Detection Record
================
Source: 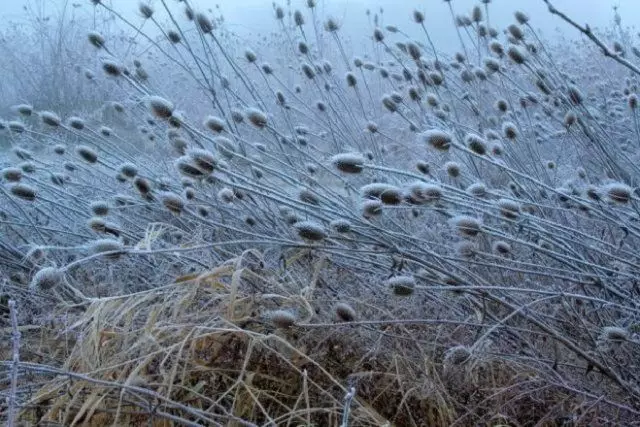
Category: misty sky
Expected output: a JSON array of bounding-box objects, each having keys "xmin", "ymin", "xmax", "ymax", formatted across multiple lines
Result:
[{"xmin": 0, "ymin": 0, "xmax": 634, "ymax": 53}]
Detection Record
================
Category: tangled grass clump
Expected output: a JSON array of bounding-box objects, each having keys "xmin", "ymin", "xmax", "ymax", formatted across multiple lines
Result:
[{"xmin": 3, "ymin": 0, "xmax": 640, "ymax": 425}]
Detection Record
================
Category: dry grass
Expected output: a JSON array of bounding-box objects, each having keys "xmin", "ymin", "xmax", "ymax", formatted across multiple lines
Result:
[
  {"xmin": 3, "ymin": 1, "xmax": 640, "ymax": 425},
  {"xmin": 4, "ymin": 252, "xmax": 623, "ymax": 426}
]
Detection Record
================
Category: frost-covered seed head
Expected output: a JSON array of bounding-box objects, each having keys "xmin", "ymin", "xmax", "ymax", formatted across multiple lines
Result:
[
  {"xmin": 361, "ymin": 183, "xmax": 402, "ymax": 205},
  {"xmin": 451, "ymin": 215, "xmax": 482, "ymax": 237},
  {"xmin": 187, "ymin": 149, "xmax": 217, "ymax": 174},
  {"xmin": 10, "ymin": 183, "xmax": 36, "ymax": 201},
  {"xmin": 203, "ymin": 115, "xmax": 226, "ymax": 133},
  {"xmin": 330, "ymin": 219, "xmax": 352, "ymax": 233},
  {"xmin": 167, "ymin": 30, "xmax": 181, "ymax": 43},
  {"xmin": 90, "ymin": 201, "xmax": 109, "ymax": 216},
  {"xmin": 600, "ymin": 326, "xmax": 629, "ymax": 342},
  {"xmin": 40, "ymin": 111, "xmax": 61, "ymax": 127},
  {"xmin": 102, "ymin": 59, "xmax": 122, "ymax": 76},
  {"xmin": 373, "ymin": 28, "xmax": 384, "ymax": 42},
  {"xmin": 416, "ymin": 161, "xmax": 429, "ymax": 174},
  {"xmin": 421, "ymin": 129, "xmax": 452, "ymax": 151},
  {"xmin": 467, "ymin": 182, "xmax": 487, "ymax": 197},
  {"xmin": 445, "ymin": 161, "xmax": 461, "ymax": 178},
  {"xmin": 567, "ymin": 85, "xmax": 583, "ymax": 105},
  {"xmin": 444, "ymin": 345, "xmax": 471, "ymax": 365},
  {"xmin": 160, "ymin": 192, "xmax": 185, "ymax": 214},
  {"xmin": 68, "ymin": 117, "xmax": 85, "ymax": 130},
  {"xmin": 507, "ymin": 45, "xmax": 526, "ymax": 64},
  {"xmin": 299, "ymin": 188, "xmax": 320, "ymax": 205},
  {"xmin": 196, "ymin": 13, "xmax": 214, "ymax": 33},
  {"xmin": 118, "ymin": 163, "xmax": 138, "ymax": 178},
  {"xmin": 381, "ymin": 95, "xmax": 398, "ymax": 112},
  {"xmin": 76, "ymin": 146, "xmax": 98, "ymax": 164},
  {"xmin": 87, "ymin": 217, "xmax": 106, "ymax": 233},
  {"xmin": 30, "ymin": 267, "xmax": 63, "ymax": 291},
  {"xmin": 387, "ymin": 275, "xmax": 416, "ymax": 296},
  {"xmin": 246, "ymin": 108, "xmax": 268, "ymax": 128},
  {"xmin": 345, "ymin": 72, "xmax": 357, "ymax": 87},
  {"xmin": 218, "ymin": 188, "xmax": 235, "ymax": 203},
  {"xmin": 514, "ymin": 11, "xmax": 529, "ymax": 25},
  {"xmin": 502, "ymin": 121, "xmax": 518, "ymax": 140},
  {"xmin": 497, "ymin": 198, "xmax": 521, "ymax": 219},
  {"xmin": 269, "ymin": 310, "xmax": 296, "ymax": 328},
  {"xmin": 139, "ymin": 2, "xmax": 154, "ymax": 18},
  {"xmin": 604, "ymin": 183, "xmax": 632, "ymax": 203},
  {"xmin": 15, "ymin": 104, "xmax": 33, "ymax": 116},
  {"xmin": 492, "ymin": 240, "xmax": 512, "ymax": 255},
  {"xmin": 133, "ymin": 177, "xmax": 152, "ymax": 196},
  {"xmin": 2, "ymin": 167, "xmax": 22, "ymax": 182},
  {"xmin": 88, "ymin": 238, "xmax": 124, "ymax": 259},
  {"xmin": 335, "ymin": 302, "xmax": 357, "ymax": 322},
  {"xmin": 324, "ymin": 17, "xmax": 340, "ymax": 32},
  {"xmin": 465, "ymin": 134, "xmax": 487, "ymax": 155},
  {"xmin": 147, "ymin": 96, "xmax": 174, "ymax": 119},
  {"xmin": 294, "ymin": 221, "xmax": 327, "ymax": 241},
  {"xmin": 323, "ymin": 145, "xmax": 351, "ymax": 168},
  {"xmin": 175, "ymin": 157, "xmax": 206, "ymax": 178}
]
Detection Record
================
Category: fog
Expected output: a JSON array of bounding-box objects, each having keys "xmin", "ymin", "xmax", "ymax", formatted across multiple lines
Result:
[{"xmin": 1, "ymin": 0, "xmax": 634, "ymax": 52}]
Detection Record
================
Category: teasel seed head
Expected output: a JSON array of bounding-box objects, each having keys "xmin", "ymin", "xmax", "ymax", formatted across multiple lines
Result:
[
  {"xmin": 118, "ymin": 163, "xmax": 138, "ymax": 179},
  {"xmin": 451, "ymin": 215, "xmax": 482, "ymax": 237},
  {"xmin": 492, "ymin": 240, "xmax": 512, "ymax": 255},
  {"xmin": 387, "ymin": 275, "xmax": 415, "ymax": 296},
  {"xmin": 445, "ymin": 161, "xmax": 461, "ymax": 178},
  {"xmin": 147, "ymin": 96, "xmax": 174, "ymax": 119},
  {"xmin": 269, "ymin": 309, "xmax": 296, "ymax": 329},
  {"xmin": 331, "ymin": 153, "xmax": 365, "ymax": 174},
  {"xmin": 102, "ymin": 59, "xmax": 123, "ymax": 77},
  {"xmin": 330, "ymin": 219, "xmax": 352, "ymax": 233},
  {"xmin": 68, "ymin": 116, "xmax": 85, "ymax": 130},
  {"xmin": 294, "ymin": 220, "xmax": 327, "ymax": 241},
  {"xmin": 246, "ymin": 108, "xmax": 268, "ymax": 128},
  {"xmin": 15, "ymin": 104, "xmax": 33, "ymax": 116},
  {"xmin": 139, "ymin": 2, "xmax": 154, "ymax": 19},
  {"xmin": 159, "ymin": 191, "xmax": 185, "ymax": 214},
  {"xmin": 90, "ymin": 201, "xmax": 109, "ymax": 216},
  {"xmin": 76, "ymin": 145, "xmax": 98, "ymax": 164},
  {"xmin": 600, "ymin": 326, "xmax": 629, "ymax": 342},
  {"xmin": 502, "ymin": 121, "xmax": 518, "ymax": 140},
  {"xmin": 335, "ymin": 302, "xmax": 357, "ymax": 322},
  {"xmin": 87, "ymin": 238, "xmax": 124, "ymax": 259},
  {"xmin": 345, "ymin": 72, "xmax": 357, "ymax": 87},
  {"xmin": 2, "ymin": 167, "xmax": 22, "ymax": 182},
  {"xmin": 497, "ymin": 198, "xmax": 521, "ymax": 219},
  {"xmin": 10, "ymin": 183, "xmax": 36, "ymax": 201},
  {"xmin": 421, "ymin": 129, "xmax": 452, "ymax": 151},
  {"xmin": 507, "ymin": 45, "xmax": 526, "ymax": 64},
  {"xmin": 444, "ymin": 345, "xmax": 471, "ymax": 366},
  {"xmin": 514, "ymin": 11, "xmax": 529, "ymax": 25},
  {"xmin": 40, "ymin": 111, "xmax": 61, "ymax": 127},
  {"xmin": 361, "ymin": 199, "xmax": 383, "ymax": 218},
  {"xmin": 467, "ymin": 182, "xmax": 487, "ymax": 197},
  {"xmin": 30, "ymin": 267, "xmax": 63, "ymax": 291},
  {"xmin": 167, "ymin": 30, "xmax": 181, "ymax": 43},
  {"xmin": 604, "ymin": 182, "xmax": 632, "ymax": 203},
  {"xmin": 195, "ymin": 13, "xmax": 214, "ymax": 33},
  {"xmin": 324, "ymin": 17, "xmax": 340, "ymax": 32},
  {"xmin": 203, "ymin": 115, "xmax": 226, "ymax": 133},
  {"xmin": 465, "ymin": 134, "xmax": 487, "ymax": 155}
]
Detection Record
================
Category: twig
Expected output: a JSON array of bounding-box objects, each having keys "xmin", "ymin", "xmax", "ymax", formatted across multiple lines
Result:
[
  {"xmin": 6, "ymin": 300, "xmax": 21, "ymax": 427},
  {"xmin": 340, "ymin": 386, "xmax": 356, "ymax": 427},
  {"xmin": 543, "ymin": 0, "xmax": 640, "ymax": 76}
]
